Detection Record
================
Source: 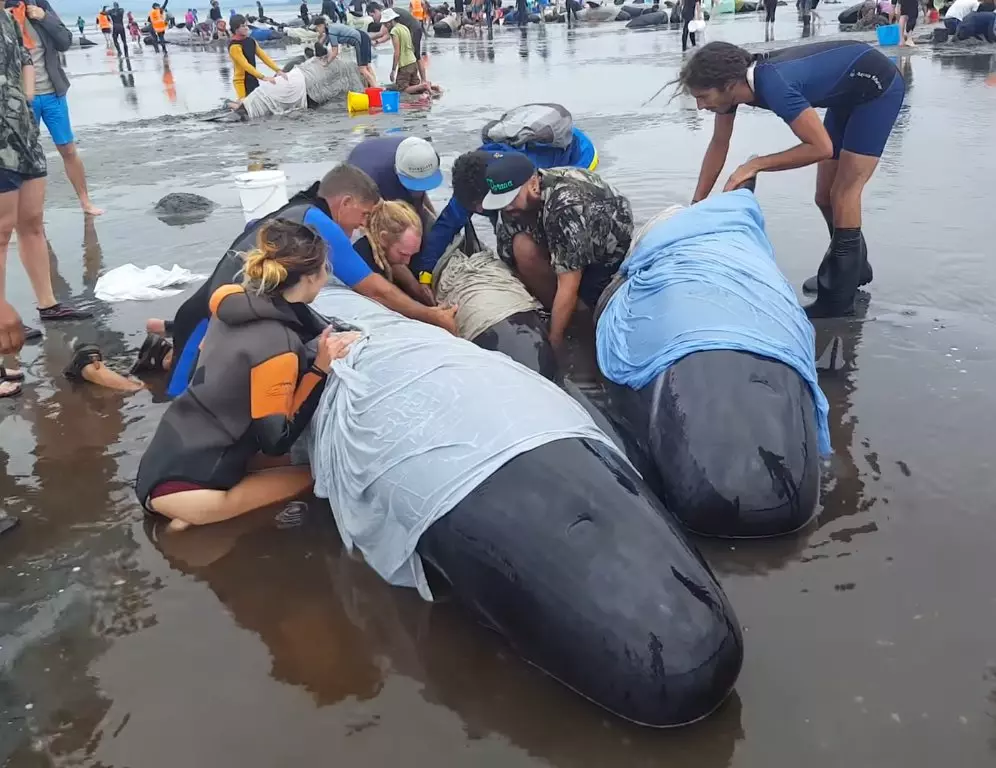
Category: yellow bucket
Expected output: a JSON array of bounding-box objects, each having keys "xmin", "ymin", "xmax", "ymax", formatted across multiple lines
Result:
[{"xmin": 346, "ymin": 91, "xmax": 370, "ymax": 115}]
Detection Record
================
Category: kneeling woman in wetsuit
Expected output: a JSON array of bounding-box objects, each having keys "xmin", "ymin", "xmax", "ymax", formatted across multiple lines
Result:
[
  {"xmin": 135, "ymin": 220, "xmax": 360, "ymax": 531},
  {"xmin": 679, "ymin": 40, "xmax": 905, "ymax": 317},
  {"xmin": 353, "ymin": 200, "xmax": 433, "ymax": 305}
]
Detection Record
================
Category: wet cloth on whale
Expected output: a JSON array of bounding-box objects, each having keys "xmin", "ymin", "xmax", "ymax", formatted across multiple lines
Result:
[
  {"xmin": 595, "ymin": 189, "xmax": 831, "ymax": 456},
  {"xmin": 308, "ymin": 285, "xmax": 621, "ymax": 600},
  {"xmin": 242, "ymin": 66, "xmax": 308, "ymax": 118},
  {"xmin": 431, "ymin": 234, "xmax": 541, "ymax": 341}
]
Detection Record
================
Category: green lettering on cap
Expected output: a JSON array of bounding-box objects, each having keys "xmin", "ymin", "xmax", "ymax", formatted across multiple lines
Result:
[{"xmin": 487, "ymin": 178, "xmax": 515, "ymax": 193}]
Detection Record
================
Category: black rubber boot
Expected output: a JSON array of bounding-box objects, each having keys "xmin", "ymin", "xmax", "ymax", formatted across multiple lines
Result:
[
  {"xmin": 803, "ymin": 233, "xmax": 872, "ymax": 294},
  {"xmin": 804, "ymin": 227, "xmax": 863, "ymax": 319}
]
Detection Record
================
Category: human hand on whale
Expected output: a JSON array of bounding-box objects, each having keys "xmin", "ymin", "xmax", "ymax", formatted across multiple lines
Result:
[
  {"xmin": 723, "ymin": 156, "xmax": 761, "ymax": 193},
  {"xmin": 315, "ymin": 326, "xmax": 363, "ymax": 372}
]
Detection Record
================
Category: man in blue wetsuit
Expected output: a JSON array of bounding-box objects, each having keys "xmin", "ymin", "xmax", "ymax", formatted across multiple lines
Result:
[
  {"xmin": 160, "ymin": 164, "xmax": 457, "ymax": 397},
  {"xmin": 677, "ymin": 40, "xmax": 905, "ymax": 318}
]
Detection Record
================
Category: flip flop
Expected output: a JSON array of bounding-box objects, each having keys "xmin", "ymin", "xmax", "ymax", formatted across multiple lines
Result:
[
  {"xmin": 130, "ymin": 333, "xmax": 173, "ymax": 375},
  {"xmin": 0, "ymin": 365, "xmax": 25, "ymax": 383},
  {"xmin": 63, "ymin": 342, "xmax": 103, "ymax": 382},
  {"xmin": 0, "ymin": 379, "xmax": 21, "ymax": 399}
]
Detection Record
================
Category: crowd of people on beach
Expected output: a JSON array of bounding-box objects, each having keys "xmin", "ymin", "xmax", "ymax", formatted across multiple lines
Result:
[{"xmin": 0, "ymin": 0, "xmax": 909, "ymax": 535}]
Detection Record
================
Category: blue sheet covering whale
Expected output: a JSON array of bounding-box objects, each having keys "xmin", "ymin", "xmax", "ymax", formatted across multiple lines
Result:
[{"xmin": 595, "ymin": 189, "xmax": 831, "ymax": 457}]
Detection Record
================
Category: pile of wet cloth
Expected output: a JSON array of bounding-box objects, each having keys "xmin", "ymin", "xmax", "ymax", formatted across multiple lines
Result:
[
  {"xmin": 432, "ymin": 235, "xmax": 541, "ymax": 341},
  {"xmin": 240, "ymin": 57, "xmax": 364, "ymax": 118},
  {"xmin": 595, "ymin": 189, "xmax": 831, "ymax": 455},
  {"xmin": 307, "ymin": 285, "xmax": 617, "ymax": 600}
]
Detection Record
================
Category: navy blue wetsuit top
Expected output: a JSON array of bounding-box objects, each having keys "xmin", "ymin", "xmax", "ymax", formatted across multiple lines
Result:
[
  {"xmin": 744, "ymin": 40, "xmax": 899, "ymax": 124},
  {"xmin": 346, "ymin": 136, "xmax": 417, "ymax": 207}
]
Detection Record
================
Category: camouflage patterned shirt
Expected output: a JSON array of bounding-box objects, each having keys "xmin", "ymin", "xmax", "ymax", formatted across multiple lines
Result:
[
  {"xmin": 496, "ymin": 167, "xmax": 633, "ymax": 275},
  {"xmin": 0, "ymin": 10, "xmax": 47, "ymax": 177}
]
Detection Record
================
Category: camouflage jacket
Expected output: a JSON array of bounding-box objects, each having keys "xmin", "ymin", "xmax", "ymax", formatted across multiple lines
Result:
[
  {"xmin": 498, "ymin": 168, "xmax": 633, "ymax": 275},
  {"xmin": 0, "ymin": 10, "xmax": 46, "ymax": 177}
]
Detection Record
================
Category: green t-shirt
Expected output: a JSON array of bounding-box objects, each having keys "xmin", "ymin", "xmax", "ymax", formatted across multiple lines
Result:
[{"xmin": 390, "ymin": 23, "xmax": 416, "ymax": 68}]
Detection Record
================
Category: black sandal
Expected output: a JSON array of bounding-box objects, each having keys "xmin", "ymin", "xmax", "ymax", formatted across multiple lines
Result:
[
  {"xmin": 64, "ymin": 343, "xmax": 103, "ymax": 382},
  {"xmin": 0, "ymin": 365, "xmax": 25, "ymax": 383},
  {"xmin": 130, "ymin": 333, "xmax": 173, "ymax": 375}
]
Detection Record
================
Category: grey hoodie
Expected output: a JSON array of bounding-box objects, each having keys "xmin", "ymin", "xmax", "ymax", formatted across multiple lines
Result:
[{"xmin": 22, "ymin": 0, "xmax": 73, "ymax": 97}]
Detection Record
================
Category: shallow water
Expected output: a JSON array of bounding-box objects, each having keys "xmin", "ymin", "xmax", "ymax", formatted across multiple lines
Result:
[{"xmin": 3, "ymin": 11, "xmax": 996, "ymax": 767}]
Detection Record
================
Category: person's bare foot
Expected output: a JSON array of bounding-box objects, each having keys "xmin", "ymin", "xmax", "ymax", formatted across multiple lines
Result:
[
  {"xmin": 146, "ymin": 318, "xmax": 167, "ymax": 334},
  {"xmin": 83, "ymin": 202, "xmax": 105, "ymax": 216}
]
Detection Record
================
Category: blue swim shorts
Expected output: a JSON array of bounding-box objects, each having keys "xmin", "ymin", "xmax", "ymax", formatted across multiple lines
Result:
[
  {"xmin": 32, "ymin": 93, "xmax": 75, "ymax": 147},
  {"xmin": 823, "ymin": 74, "xmax": 906, "ymax": 159}
]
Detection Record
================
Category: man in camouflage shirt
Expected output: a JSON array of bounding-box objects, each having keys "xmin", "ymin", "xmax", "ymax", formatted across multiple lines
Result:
[{"xmin": 483, "ymin": 154, "xmax": 633, "ymax": 349}]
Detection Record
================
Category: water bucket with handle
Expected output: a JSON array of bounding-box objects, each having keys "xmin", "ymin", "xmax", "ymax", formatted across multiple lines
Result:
[
  {"xmin": 234, "ymin": 169, "xmax": 289, "ymax": 224},
  {"xmin": 381, "ymin": 90, "xmax": 400, "ymax": 113},
  {"xmin": 347, "ymin": 91, "xmax": 370, "ymax": 114}
]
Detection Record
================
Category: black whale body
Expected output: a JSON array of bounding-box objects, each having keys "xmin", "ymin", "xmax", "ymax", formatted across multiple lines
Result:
[
  {"xmin": 416, "ymin": 436, "xmax": 744, "ymax": 727},
  {"xmin": 605, "ymin": 349, "xmax": 820, "ymax": 538}
]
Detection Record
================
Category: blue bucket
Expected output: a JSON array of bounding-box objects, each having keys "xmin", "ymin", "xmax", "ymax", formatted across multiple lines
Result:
[
  {"xmin": 381, "ymin": 90, "xmax": 401, "ymax": 113},
  {"xmin": 876, "ymin": 23, "xmax": 900, "ymax": 46}
]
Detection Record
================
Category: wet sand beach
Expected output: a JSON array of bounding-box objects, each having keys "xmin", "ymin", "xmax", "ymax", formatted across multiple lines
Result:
[{"xmin": 3, "ymin": 12, "xmax": 996, "ymax": 767}]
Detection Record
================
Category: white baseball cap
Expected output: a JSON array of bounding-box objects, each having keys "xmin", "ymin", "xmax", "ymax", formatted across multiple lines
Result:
[
  {"xmin": 380, "ymin": 7, "xmax": 399, "ymax": 22},
  {"xmin": 394, "ymin": 137, "xmax": 443, "ymax": 192}
]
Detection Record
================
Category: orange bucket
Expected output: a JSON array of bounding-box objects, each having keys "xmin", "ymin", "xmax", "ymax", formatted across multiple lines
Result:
[{"xmin": 365, "ymin": 87, "xmax": 384, "ymax": 108}]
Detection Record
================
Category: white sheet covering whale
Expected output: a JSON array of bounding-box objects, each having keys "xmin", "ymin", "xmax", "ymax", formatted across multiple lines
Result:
[{"xmin": 308, "ymin": 286, "xmax": 622, "ymax": 600}]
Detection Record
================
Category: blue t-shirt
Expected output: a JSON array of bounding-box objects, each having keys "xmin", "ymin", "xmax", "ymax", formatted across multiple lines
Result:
[
  {"xmin": 302, "ymin": 206, "xmax": 373, "ymax": 287},
  {"xmin": 746, "ymin": 41, "xmax": 899, "ymax": 124}
]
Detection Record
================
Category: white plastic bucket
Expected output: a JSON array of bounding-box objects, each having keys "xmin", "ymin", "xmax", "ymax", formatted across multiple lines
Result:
[{"xmin": 234, "ymin": 169, "xmax": 289, "ymax": 223}]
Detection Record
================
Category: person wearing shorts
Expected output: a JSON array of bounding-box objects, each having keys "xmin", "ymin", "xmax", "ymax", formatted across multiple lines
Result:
[
  {"xmin": 677, "ymin": 40, "xmax": 906, "ymax": 318},
  {"xmin": 368, "ymin": 4, "xmax": 428, "ymax": 85},
  {"xmin": 679, "ymin": 40, "xmax": 905, "ymax": 318},
  {"xmin": 382, "ymin": 8, "xmax": 430, "ymax": 93},
  {"xmin": 14, "ymin": 0, "xmax": 103, "ymax": 215},
  {"xmin": 0, "ymin": 9, "xmax": 91, "ymax": 384},
  {"xmin": 897, "ymin": 0, "xmax": 919, "ymax": 45},
  {"xmin": 316, "ymin": 18, "xmax": 376, "ymax": 87}
]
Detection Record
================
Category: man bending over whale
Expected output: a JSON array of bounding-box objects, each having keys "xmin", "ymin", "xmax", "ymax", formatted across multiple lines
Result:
[
  {"xmin": 481, "ymin": 155, "xmax": 633, "ymax": 351},
  {"xmin": 139, "ymin": 164, "xmax": 458, "ymax": 397}
]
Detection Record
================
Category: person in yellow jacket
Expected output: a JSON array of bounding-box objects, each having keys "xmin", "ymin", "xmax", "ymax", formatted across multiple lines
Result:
[
  {"xmin": 96, "ymin": 7, "xmax": 112, "ymax": 47},
  {"xmin": 228, "ymin": 15, "xmax": 285, "ymax": 98},
  {"xmin": 148, "ymin": 0, "xmax": 169, "ymax": 53}
]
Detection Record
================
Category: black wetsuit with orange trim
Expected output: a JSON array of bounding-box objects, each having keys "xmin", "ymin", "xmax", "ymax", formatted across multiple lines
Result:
[{"xmin": 135, "ymin": 285, "xmax": 327, "ymax": 510}]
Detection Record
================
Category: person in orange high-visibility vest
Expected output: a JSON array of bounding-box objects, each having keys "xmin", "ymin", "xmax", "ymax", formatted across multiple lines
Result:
[
  {"xmin": 409, "ymin": 0, "xmax": 428, "ymax": 26},
  {"xmin": 148, "ymin": 0, "xmax": 169, "ymax": 53},
  {"xmin": 96, "ymin": 7, "xmax": 112, "ymax": 47}
]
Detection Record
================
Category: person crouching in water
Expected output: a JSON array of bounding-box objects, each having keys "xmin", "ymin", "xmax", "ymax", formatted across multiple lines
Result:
[
  {"xmin": 135, "ymin": 220, "xmax": 361, "ymax": 531},
  {"xmin": 229, "ymin": 14, "xmax": 285, "ymax": 98},
  {"xmin": 314, "ymin": 16, "xmax": 377, "ymax": 88},
  {"xmin": 381, "ymin": 8, "xmax": 440, "ymax": 95},
  {"xmin": 481, "ymin": 154, "xmax": 633, "ymax": 352},
  {"xmin": 352, "ymin": 200, "xmax": 432, "ymax": 304}
]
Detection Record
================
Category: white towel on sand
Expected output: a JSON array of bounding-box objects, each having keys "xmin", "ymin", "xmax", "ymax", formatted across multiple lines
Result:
[{"xmin": 94, "ymin": 264, "xmax": 206, "ymax": 302}]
